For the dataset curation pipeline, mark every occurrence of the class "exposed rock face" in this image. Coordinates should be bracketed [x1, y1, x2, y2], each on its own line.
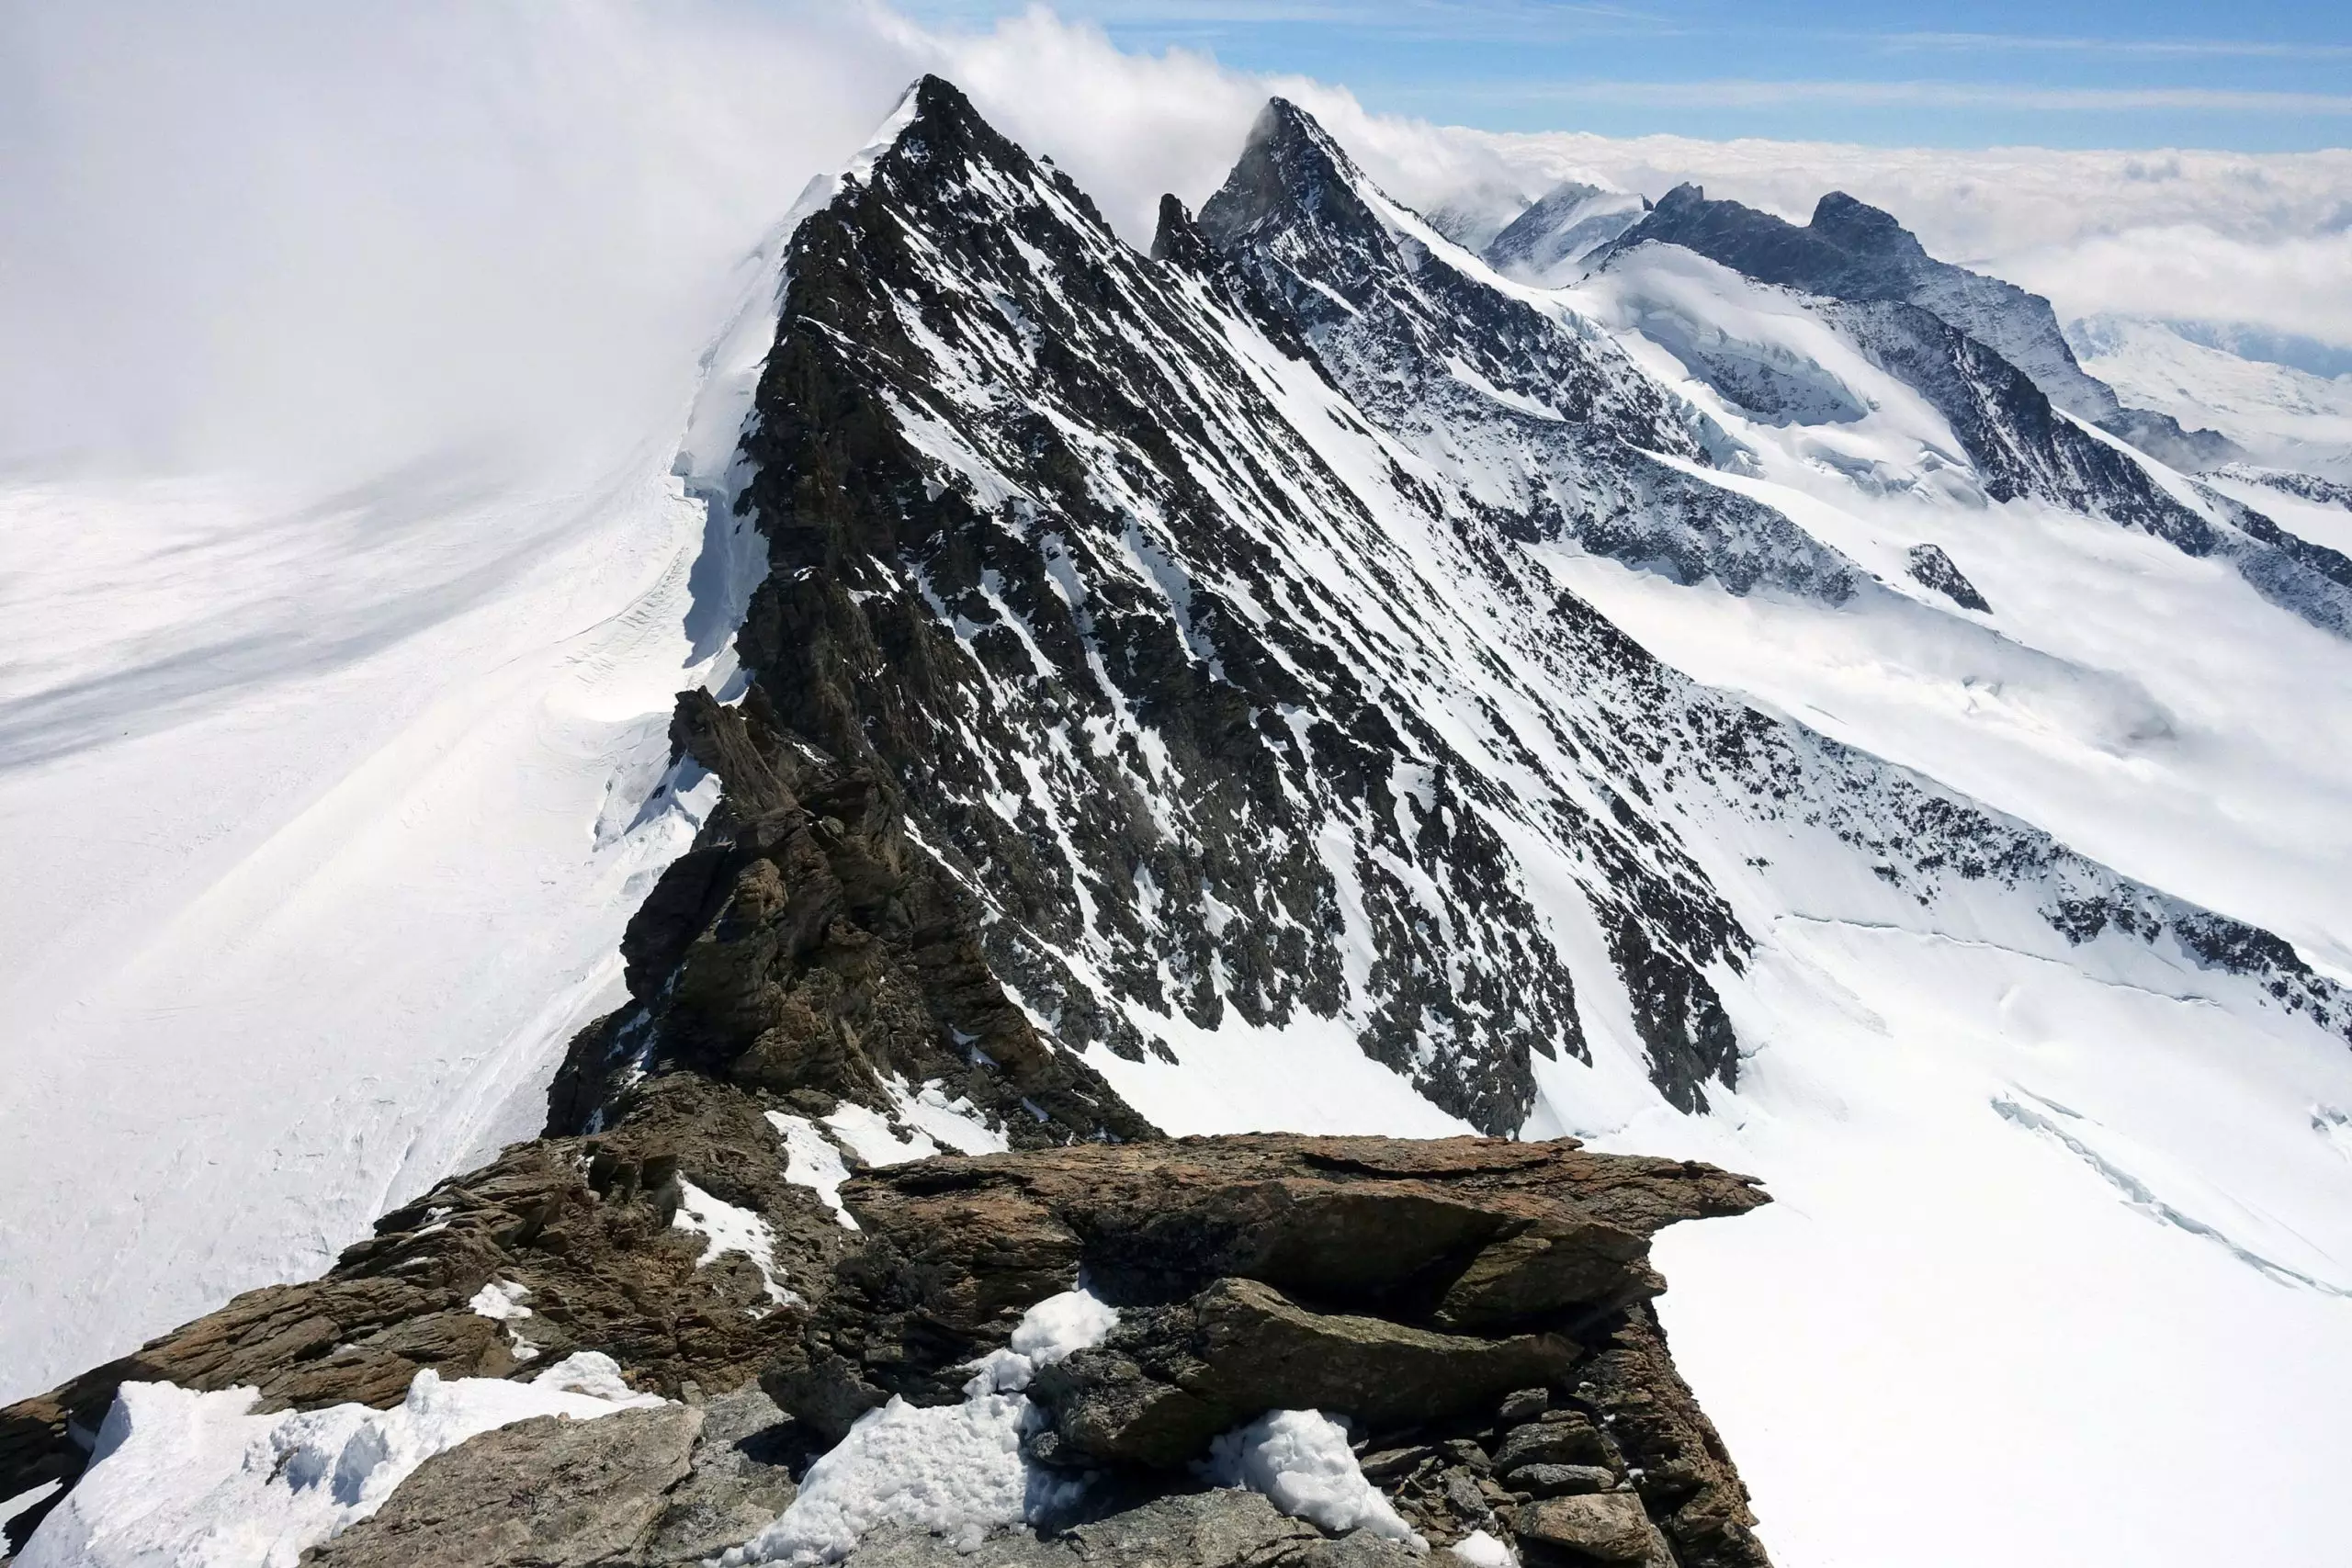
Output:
[1518, 1492, 1673, 1566]
[1033, 1277, 1577, 1467]
[642, 1384, 804, 1563]
[0, 1077, 846, 1518]
[302, 1404, 705, 1568]
[725, 75, 1773, 1124]
[1904, 543, 1988, 612]
[290, 1384, 801, 1568]
[764, 1134, 1770, 1565]
[837, 1489, 1423, 1566]
[548, 689, 1152, 1150]
[1595, 184, 2132, 428]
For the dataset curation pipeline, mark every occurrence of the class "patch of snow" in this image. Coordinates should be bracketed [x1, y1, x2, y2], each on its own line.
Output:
[16, 1354, 663, 1568]
[672, 1179, 797, 1304]
[466, 1279, 540, 1362]
[765, 1111, 859, 1231]
[727, 1290, 1114, 1565]
[963, 1286, 1121, 1397]
[1205, 1409, 1422, 1548]
[467, 1279, 532, 1321]
[822, 1101, 938, 1167]
[888, 1078, 1010, 1156]
[1448, 1528, 1519, 1566]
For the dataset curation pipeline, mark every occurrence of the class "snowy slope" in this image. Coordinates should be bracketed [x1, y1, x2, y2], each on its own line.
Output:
[0, 460, 718, 1401]
[705, 83, 2352, 1568]
[0, 196, 820, 1403]
[2071, 311, 2352, 481]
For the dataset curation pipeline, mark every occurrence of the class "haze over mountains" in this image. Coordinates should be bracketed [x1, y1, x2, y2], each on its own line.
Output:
[5, 21, 2352, 1568]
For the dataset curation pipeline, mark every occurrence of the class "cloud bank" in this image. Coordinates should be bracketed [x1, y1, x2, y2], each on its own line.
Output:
[3, 1, 2346, 485]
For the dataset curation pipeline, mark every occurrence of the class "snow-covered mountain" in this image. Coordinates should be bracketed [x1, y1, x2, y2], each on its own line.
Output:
[2071, 311, 2352, 485]
[1480, 179, 1646, 287]
[9, 74, 2352, 1568]
[1590, 182, 2245, 473]
[594, 80, 2352, 1563]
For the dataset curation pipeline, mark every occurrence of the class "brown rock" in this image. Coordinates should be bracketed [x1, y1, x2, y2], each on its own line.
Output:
[1570, 1305, 1771, 1568]
[1507, 1464, 1618, 1499]
[1518, 1493, 1671, 1565]
[0, 1077, 849, 1510]
[303, 1404, 701, 1568]
[1034, 1277, 1577, 1467]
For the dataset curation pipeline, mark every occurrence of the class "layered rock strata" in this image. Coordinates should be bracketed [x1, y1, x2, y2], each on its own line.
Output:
[772, 1135, 1770, 1565]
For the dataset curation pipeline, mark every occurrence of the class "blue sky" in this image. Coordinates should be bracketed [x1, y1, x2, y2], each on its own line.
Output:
[899, 1, 2352, 148]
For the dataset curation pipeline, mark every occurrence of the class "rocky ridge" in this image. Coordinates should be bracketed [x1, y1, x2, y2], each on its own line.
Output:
[14, 69, 2352, 1568]
[1589, 188, 2352, 638]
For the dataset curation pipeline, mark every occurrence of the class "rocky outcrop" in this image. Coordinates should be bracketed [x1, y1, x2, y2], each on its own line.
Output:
[548, 689, 1152, 1150]
[1, 666, 1773, 1568]
[302, 1404, 706, 1568]
[839, 1489, 1426, 1566]
[1904, 543, 1988, 612]
[0, 1077, 845, 1530]
[297, 1385, 800, 1568]
[766, 1134, 1770, 1565]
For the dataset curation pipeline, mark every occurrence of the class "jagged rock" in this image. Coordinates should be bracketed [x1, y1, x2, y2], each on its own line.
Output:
[1509, 1464, 1619, 1499]
[301, 1404, 703, 1568]
[1033, 1278, 1577, 1466]
[766, 1134, 1765, 1439]
[1493, 1412, 1618, 1473]
[730, 76, 1767, 1127]
[835, 1488, 1420, 1565]
[641, 1383, 802, 1563]
[1595, 183, 2126, 426]
[1905, 543, 1989, 612]
[548, 690, 1156, 1150]
[1517, 1492, 1672, 1566]
[1567, 1306, 1770, 1568]
[0, 1077, 849, 1511]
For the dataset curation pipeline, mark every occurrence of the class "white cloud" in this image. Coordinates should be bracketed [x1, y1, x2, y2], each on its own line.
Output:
[4, 0, 2346, 486]
[0, 0, 916, 479]
[1469, 80, 2352, 114]
[1462, 130, 2352, 345]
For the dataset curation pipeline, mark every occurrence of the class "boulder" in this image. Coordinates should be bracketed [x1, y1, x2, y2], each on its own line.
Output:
[830, 1488, 1422, 1565]
[640, 1383, 801, 1563]
[1507, 1465, 1619, 1500]
[1033, 1278, 1577, 1467]
[1494, 1412, 1617, 1473]
[302, 1405, 703, 1568]
[1517, 1493, 1672, 1566]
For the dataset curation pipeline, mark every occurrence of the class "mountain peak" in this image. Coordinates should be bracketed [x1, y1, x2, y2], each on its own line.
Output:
[1196, 96, 1379, 254]
[822, 73, 1047, 212]
[1808, 190, 1926, 261]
